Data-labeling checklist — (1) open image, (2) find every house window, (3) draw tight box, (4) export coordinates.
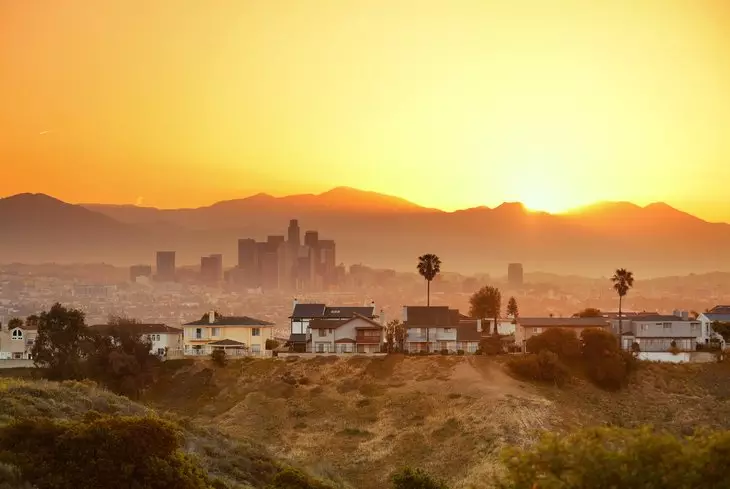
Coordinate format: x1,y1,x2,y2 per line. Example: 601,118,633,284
641,324,649,332
195,328,203,339
533,327,542,334
444,328,451,333
663,323,672,329
250,344,261,353
11,329,23,340
318,329,327,337
211,327,220,337
328,329,333,334
252,328,261,337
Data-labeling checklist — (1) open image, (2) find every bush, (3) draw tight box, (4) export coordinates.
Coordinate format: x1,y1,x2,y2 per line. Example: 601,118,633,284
456,350,465,355
526,328,581,362
631,341,641,354
211,349,227,367
439,349,449,356
0,415,212,489
474,348,483,355
265,339,280,350
507,351,571,386
500,426,730,489
391,467,448,489
479,336,503,356
580,328,633,390
267,467,332,489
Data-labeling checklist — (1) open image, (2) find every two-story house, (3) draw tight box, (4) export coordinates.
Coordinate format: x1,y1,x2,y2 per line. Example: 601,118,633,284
184,311,274,356
288,300,377,352
515,317,610,352
403,306,461,353
308,314,384,353
698,305,730,347
90,323,183,356
622,314,701,352
0,319,37,360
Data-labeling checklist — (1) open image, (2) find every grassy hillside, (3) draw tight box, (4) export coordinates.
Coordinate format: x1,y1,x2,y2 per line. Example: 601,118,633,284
0,378,340,489
143,355,730,489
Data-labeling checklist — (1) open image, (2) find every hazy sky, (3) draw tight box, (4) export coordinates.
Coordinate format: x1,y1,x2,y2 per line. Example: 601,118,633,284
2,1,730,220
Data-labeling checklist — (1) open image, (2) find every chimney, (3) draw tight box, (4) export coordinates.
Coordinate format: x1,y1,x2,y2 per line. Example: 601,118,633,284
380,308,386,325
293,298,298,310
402,306,408,322
673,309,681,318
682,310,689,321
208,310,216,324
477,319,482,333
370,300,376,313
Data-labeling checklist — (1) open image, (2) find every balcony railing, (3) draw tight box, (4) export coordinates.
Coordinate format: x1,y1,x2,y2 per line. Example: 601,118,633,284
356,334,382,344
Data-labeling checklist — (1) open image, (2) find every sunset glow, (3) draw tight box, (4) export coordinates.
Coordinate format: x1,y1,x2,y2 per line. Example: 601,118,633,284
2,1,730,221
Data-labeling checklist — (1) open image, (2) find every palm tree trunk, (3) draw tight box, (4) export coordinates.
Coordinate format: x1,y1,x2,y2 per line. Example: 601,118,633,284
618,295,623,348
426,280,430,352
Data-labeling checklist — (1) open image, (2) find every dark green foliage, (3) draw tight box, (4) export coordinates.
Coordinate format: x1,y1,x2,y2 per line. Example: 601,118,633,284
267,467,332,489
506,351,571,386
439,349,449,355
526,328,582,363
574,307,602,318
506,297,519,320
631,341,641,353
31,304,92,381
500,426,730,489
211,349,227,367
0,415,212,489
712,322,730,342
391,467,447,489
469,286,502,335
456,350,465,355
581,328,634,390
6,318,23,330
479,336,503,355
86,325,160,398
385,320,407,353
265,339,280,350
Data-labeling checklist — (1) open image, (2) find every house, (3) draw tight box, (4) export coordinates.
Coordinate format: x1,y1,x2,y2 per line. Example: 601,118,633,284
622,314,701,352
89,323,183,356
698,305,730,347
515,317,610,352
308,313,384,353
183,311,274,356
403,306,461,353
0,319,37,360
454,318,486,353
288,300,377,352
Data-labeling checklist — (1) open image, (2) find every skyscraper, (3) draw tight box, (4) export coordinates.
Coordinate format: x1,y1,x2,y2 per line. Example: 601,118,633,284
155,251,176,282
237,238,257,270
508,263,524,287
129,264,152,282
319,240,336,286
287,219,301,248
201,254,223,284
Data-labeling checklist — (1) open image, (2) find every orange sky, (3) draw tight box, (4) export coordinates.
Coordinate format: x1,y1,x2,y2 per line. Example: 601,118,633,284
2,1,730,221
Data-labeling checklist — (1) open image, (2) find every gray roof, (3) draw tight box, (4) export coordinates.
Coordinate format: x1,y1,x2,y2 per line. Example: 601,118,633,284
404,306,457,327
519,317,609,327
288,333,307,343
705,313,730,322
631,315,694,322
291,303,326,318
208,339,246,346
185,315,273,326
709,306,730,314
323,306,375,318
455,321,485,341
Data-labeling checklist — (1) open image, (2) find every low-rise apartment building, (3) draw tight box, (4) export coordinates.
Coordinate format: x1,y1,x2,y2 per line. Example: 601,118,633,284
622,314,701,352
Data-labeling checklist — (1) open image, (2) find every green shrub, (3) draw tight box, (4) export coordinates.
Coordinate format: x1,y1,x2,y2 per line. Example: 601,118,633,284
211,349,227,367
391,467,448,489
265,339,280,350
507,351,571,386
267,467,332,489
439,349,449,356
0,415,212,489
526,328,581,362
500,426,730,489
479,336,503,356
456,350,465,355
580,328,633,390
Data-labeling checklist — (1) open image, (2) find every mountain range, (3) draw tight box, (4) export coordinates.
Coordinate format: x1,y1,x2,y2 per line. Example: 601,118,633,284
2,187,729,277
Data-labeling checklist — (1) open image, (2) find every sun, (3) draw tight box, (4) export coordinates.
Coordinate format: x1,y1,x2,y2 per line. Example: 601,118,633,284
520,194,573,214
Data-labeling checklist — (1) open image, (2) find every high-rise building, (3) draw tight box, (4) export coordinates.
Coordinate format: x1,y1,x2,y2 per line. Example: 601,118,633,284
319,240,336,286
508,263,524,286
237,239,257,270
129,264,152,282
155,251,176,282
287,219,301,248
201,254,223,284
260,243,280,291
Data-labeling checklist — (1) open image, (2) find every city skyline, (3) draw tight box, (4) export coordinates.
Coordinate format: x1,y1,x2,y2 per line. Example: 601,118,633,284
3,1,730,221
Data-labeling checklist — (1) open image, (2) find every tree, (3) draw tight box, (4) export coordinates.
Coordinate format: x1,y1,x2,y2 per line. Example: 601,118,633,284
211,348,227,367
31,304,92,381
573,307,602,318
500,426,730,489
712,321,730,342
417,254,441,307
611,268,634,339
526,328,581,363
391,467,447,489
469,286,502,335
6,318,23,330
580,328,635,390
0,415,212,489
506,297,519,322
265,339,280,350
385,320,407,353
86,322,160,398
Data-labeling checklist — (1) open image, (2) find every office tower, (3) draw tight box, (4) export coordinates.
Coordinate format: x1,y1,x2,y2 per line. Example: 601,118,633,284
304,231,320,290
260,242,280,291
237,239,257,270
508,263,524,286
267,235,285,247
155,251,176,282
129,264,152,282
200,254,223,284
287,219,301,248
319,240,336,286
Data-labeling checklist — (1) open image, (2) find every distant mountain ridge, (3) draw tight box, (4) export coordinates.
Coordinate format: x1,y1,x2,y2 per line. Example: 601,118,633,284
2,188,729,276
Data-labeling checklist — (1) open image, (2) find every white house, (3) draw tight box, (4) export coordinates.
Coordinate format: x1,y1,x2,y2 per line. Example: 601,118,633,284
0,319,37,360
307,314,383,353
698,305,730,348
621,314,701,352
90,323,183,356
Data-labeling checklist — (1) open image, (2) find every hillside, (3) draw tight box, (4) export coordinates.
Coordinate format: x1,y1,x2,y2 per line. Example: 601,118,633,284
0,377,341,489
143,355,730,489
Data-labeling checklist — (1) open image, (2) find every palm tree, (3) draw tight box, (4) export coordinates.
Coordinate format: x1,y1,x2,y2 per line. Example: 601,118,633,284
611,268,635,342
417,254,441,307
